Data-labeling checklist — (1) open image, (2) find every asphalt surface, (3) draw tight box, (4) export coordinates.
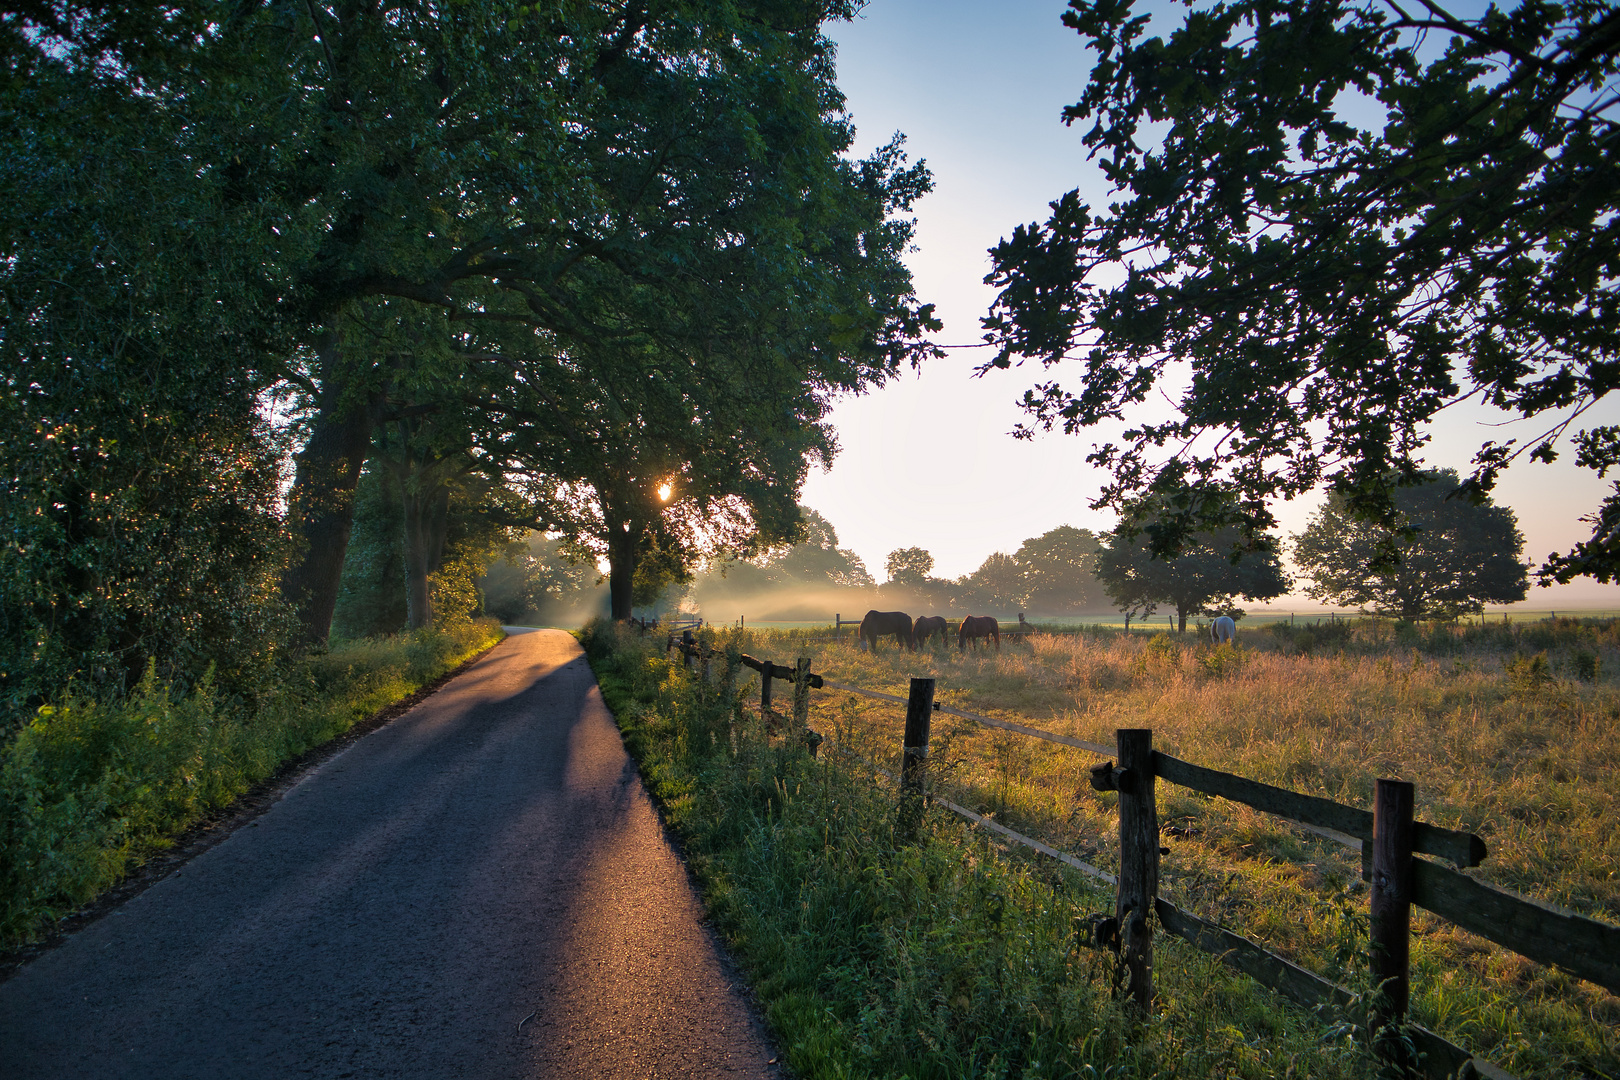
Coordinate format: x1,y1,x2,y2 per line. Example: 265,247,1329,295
0,629,783,1079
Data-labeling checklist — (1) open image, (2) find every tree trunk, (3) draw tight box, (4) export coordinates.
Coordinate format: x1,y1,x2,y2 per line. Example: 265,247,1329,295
607,518,639,621
402,483,433,631
402,477,451,630
1177,606,1189,633
280,380,378,646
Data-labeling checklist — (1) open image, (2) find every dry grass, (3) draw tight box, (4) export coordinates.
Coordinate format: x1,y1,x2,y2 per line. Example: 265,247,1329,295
729,619,1620,1079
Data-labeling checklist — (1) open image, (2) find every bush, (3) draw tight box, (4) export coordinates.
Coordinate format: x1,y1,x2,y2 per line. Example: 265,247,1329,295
1506,651,1554,694
0,620,502,946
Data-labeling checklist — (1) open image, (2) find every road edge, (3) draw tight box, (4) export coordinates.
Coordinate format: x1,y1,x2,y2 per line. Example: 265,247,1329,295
0,636,507,985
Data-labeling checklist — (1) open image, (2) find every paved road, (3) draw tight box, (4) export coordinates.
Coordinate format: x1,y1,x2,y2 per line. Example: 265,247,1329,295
0,629,781,1079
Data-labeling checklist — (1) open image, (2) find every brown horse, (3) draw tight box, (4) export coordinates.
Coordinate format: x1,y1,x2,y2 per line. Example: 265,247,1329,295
912,615,949,649
859,610,913,651
958,615,1000,652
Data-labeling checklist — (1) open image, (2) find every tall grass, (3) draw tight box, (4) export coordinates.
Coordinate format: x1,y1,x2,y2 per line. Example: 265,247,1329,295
0,619,504,948
584,620,1376,1080
740,619,1619,1078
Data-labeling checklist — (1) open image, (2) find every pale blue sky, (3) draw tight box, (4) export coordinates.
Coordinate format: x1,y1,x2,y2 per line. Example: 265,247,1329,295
800,0,1620,606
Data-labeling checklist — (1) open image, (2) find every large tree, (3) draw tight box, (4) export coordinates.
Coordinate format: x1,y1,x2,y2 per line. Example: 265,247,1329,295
268,1,935,628
982,0,1620,573
0,32,291,717
1294,470,1528,620
885,547,936,586
1097,527,1290,633
954,552,1027,612
763,509,875,588
1015,525,1106,613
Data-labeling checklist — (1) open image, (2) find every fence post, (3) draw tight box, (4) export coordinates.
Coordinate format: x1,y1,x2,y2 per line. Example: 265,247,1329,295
792,657,812,728
760,660,774,714
681,629,695,671
1371,778,1415,1074
834,613,841,642
1116,727,1159,1016
723,640,741,721
899,678,935,841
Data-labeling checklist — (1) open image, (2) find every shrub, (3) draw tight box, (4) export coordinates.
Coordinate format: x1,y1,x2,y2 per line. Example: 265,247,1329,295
1506,651,1554,694
0,620,502,946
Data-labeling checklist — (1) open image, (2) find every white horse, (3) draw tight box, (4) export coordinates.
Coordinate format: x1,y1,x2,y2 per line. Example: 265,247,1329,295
1211,615,1237,645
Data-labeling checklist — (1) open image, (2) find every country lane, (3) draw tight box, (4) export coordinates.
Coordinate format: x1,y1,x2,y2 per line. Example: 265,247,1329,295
0,628,783,1079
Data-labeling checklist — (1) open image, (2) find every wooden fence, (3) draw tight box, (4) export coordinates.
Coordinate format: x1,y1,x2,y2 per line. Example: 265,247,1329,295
662,636,1620,1078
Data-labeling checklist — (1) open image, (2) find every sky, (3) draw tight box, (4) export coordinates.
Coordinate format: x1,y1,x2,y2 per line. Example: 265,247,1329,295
796,0,1620,607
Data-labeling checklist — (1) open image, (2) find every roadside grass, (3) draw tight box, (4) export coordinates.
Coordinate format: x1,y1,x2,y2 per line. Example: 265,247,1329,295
729,618,1619,1079
584,620,1374,1080
0,618,504,949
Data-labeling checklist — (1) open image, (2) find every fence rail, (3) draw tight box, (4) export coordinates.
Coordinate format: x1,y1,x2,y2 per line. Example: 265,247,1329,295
658,629,1618,1079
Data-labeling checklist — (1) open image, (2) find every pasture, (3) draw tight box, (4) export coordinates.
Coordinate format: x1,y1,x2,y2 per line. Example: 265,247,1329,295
733,617,1620,1077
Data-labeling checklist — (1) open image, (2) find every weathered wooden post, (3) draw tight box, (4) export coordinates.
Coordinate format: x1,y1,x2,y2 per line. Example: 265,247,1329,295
898,678,935,841
723,640,742,725
1370,778,1415,1074
681,629,695,671
834,613,841,642
792,657,812,728
1116,727,1159,1016
759,660,775,714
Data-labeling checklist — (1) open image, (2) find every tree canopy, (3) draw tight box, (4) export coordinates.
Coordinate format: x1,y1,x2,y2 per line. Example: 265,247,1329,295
1097,527,1290,632
885,547,937,586
1015,525,1106,613
1294,470,1528,619
982,0,1620,573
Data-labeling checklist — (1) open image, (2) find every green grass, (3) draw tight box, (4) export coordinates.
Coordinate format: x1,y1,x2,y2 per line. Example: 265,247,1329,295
0,618,504,948
582,620,1384,1080
724,617,1619,1079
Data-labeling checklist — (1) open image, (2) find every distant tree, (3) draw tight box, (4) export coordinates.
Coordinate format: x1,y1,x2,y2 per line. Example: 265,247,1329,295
955,552,1026,611
1098,528,1290,633
1294,471,1528,621
981,0,1620,578
885,548,936,586
1015,526,1105,613
766,508,875,588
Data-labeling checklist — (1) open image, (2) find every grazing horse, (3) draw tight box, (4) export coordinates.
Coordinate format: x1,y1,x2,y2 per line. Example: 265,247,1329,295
958,615,1000,652
859,610,913,651
1211,615,1237,645
912,615,949,649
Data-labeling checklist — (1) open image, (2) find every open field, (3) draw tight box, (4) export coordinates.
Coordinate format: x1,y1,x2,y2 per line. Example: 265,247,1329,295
717,617,1620,1078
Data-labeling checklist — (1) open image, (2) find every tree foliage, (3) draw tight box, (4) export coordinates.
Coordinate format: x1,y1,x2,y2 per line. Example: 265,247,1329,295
885,547,937,586
983,0,1620,572
0,44,291,720
1097,527,1290,632
763,509,875,589
1015,525,1106,613
1294,470,1528,619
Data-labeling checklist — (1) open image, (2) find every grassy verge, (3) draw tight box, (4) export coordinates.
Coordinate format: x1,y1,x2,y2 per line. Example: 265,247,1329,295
581,619,1375,1080
739,617,1619,1079
0,618,504,948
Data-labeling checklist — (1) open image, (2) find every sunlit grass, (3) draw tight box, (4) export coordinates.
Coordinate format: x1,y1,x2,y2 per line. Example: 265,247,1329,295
726,618,1620,1078
0,619,505,948
586,621,1376,1080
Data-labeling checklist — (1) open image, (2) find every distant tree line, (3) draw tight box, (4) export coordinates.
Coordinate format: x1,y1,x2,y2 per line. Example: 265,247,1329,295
613,470,1533,628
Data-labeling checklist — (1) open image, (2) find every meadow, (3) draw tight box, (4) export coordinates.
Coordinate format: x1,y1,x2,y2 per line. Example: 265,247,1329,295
604,616,1619,1079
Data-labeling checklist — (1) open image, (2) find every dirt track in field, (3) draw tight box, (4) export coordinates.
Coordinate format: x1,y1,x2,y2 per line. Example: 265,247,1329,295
0,629,783,1079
